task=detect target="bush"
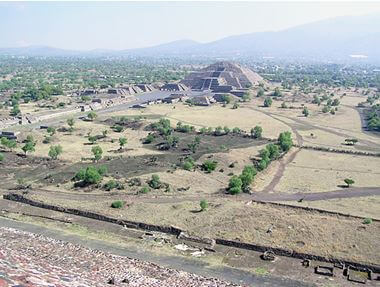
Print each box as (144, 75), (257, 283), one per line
(278, 131), (293, 152)
(228, 176), (242, 195)
(183, 157), (195, 171)
(344, 178), (355, 187)
(263, 97), (272, 107)
(143, 133), (155, 144)
(111, 200), (124, 209)
(257, 159), (268, 171)
(202, 160), (217, 173)
(112, 125), (124, 133)
(239, 165), (257, 192)
(104, 180), (123, 191)
(73, 166), (107, 186)
(0, 153), (3, 161)
(266, 143), (280, 160)
(48, 145), (63, 160)
(148, 174), (161, 189)
(139, 186), (150, 194)
(363, 218), (373, 224)
(91, 145), (103, 162)
(200, 199), (208, 211)
(251, 125), (263, 139)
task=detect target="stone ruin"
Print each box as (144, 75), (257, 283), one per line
(181, 61), (264, 94)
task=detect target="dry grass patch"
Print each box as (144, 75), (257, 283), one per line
(276, 150), (380, 193)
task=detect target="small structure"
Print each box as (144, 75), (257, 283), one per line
(315, 265), (334, 277)
(160, 83), (189, 92)
(162, 93), (189, 104)
(191, 95), (216, 106)
(0, 131), (20, 140)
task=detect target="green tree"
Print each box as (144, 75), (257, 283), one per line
(47, 126), (56, 136)
(87, 111), (97, 121)
(48, 145), (63, 160)
(183, 157), (195, 171)
(91, 145), (103, 162)
(119, 137), (127, 150)
(344, 178), (355, 187)
(200, 199), (208, 211)
(1, 137), (17, 151)
(251, 125), (263, 139)
(302, 107), (309, 117)
(273, 87), (282, 97)
(263, 97), (272, 107)
(22, 141), (35, 156)
(148, 174), (161, 189)
(278, 131), (293, 152)
(88, 135), (97, 144)
(67, 118), (75, 132)
(266, 143), (280, 160)
(143, 133), (155, 144)
(73, 166), (106, 185)
(202, 160), (217, 173)
(257, 87), (265, 97)
(239, 165), (257, 192)
(228, 176), (243, 195)
(111, 200), (124, 208)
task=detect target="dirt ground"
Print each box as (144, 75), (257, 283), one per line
(22, 191), (380, 266)
(286, 195), (380, 220)
(275, 149), (380, 193)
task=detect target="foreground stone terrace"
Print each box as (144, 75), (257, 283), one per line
(0, 227), (242, 287)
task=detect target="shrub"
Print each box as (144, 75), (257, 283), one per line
(232, 127), (241, 134)
(111, 200), (124, 209)
(257, 159), (268, 171)
(22, 142), (35, 155)
(251, 125), (263, 139)
(91, 145), (103, 162)
(202, 160), (217, 173)
(239, 166), (257, 192)
(200, 199), (208, 211)
(119, 137), (127, 149)
(228, 176), (242, 195)
(104, 180), (123, 191)
(47, 126), (56, 136)
(363, 218), (373, 224)
(143, 133), (155, 144)
(0, 153), (3, 161)
(232, 103), (239, 109)
(263, 97), (272, 107)
(183, 157), (195, 171)
(87, 111), (97, 121)
(278, 131), (293, 152)
(112, 125), (124, 133)
(344, 178), (355, 187)
(148, 174), (161, 189)
(266, 143), (280, 160)
(139, 186), (150, 194)
(73, 166), (106, 186)
(48, 145), (63, 160)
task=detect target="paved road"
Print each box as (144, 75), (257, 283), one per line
(0, 217), (314, 287)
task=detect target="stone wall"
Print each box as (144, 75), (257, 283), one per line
(4, 193), (379, 273)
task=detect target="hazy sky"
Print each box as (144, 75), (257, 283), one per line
(1, 1), (380, 50)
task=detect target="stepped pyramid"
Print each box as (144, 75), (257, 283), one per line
(181, 61), (263, 92)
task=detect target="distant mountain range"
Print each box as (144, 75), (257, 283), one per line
(1, 14), (380, 62)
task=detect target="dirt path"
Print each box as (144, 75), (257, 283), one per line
(251, 187), (380, 202)
(261, 147), (301, 193)
(9, 186), (379, 206)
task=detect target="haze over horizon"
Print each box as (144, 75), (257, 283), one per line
(1, 1), (380, 51)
